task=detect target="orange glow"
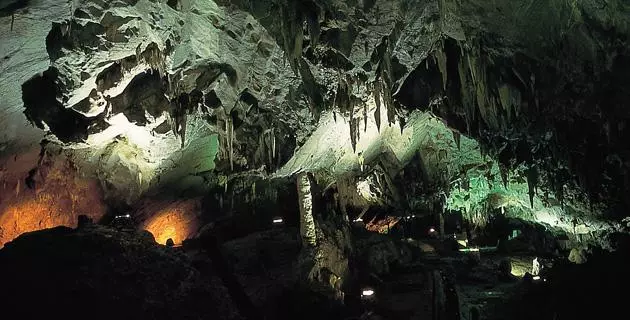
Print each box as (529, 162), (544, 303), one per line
(139, 199), (201, 245)
(365, 216), (402, 234)
(0, 150), (107, 247)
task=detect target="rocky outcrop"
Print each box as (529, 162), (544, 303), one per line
(0, 146), (106, 247)
(0, 224), (239, 319)
(21, 0), (303, 173)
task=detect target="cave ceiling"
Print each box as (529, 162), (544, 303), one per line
(1, 0), (630, 230)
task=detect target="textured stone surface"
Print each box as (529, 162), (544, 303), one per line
(0, 0), (68, 152)
(137, 197), (202, 245)
(0, 146), (106, 247)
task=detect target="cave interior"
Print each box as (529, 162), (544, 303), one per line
(1, 0), (630, 319)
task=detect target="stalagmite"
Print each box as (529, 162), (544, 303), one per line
(526, 166), (538, 208)
(349, 109), (357, 152)
(228, 118), (234, 171)
(297, 172), (317, 247)
(267, 131), (272, 167)
(499, 165), (509, 188)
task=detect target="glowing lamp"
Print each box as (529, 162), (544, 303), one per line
(272, 218), (284, 224)
(361, 289), (375, 297)
(533, 276), (541, 281)
(429, 227), (436, 233)
(353, 218), (363, 222)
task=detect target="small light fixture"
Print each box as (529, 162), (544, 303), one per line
(272, 218), (283, 224)
(532, 276), (541, 281)
(429, 227), (436, 233)
(353, 217), (363, 222)
(361, 289), (375, 297)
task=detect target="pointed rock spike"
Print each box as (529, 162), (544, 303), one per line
(453, 130), (461, 150)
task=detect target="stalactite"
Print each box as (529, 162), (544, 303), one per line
(363, 103), (368, 132)
(399, 116), (405, 134)
(526, 166), (539, 208)
(499, 164), (509, 188)
(374, 81), (381, 131)
(356, 117), (361, 143)
(436, 45), (448, 91)
(332, 70), (340, 115)
(267, 130), (273, 168)
(384, 82), (396, 125)
(349, 110), (357, 152)
(453, 130), (461, 150)
(227, 118), (234, 171)
(272, 128), (276, 163)
(305, 8), (320, 47)
(180, 113), (187, 148)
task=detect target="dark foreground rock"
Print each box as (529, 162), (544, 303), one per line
(0, 225), (239, 320)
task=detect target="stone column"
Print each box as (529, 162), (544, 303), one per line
(297, 172), (317, 247)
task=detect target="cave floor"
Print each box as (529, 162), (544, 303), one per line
(361, 238), (553, 320)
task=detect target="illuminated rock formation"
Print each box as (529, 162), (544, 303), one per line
(138, 198), (202, 245)
(0, 148), (106, 247)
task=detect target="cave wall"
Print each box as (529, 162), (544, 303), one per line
(0, 147), (107, 247)
(137, 197), (202, 245)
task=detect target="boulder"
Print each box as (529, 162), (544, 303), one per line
(568, 248), (588, 264)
